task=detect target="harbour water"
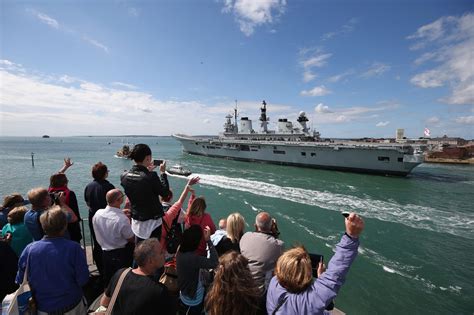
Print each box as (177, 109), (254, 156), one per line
(0, 136), (472, 314)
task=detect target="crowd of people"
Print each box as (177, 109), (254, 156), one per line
(0, 143), (365, 315)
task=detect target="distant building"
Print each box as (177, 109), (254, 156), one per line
(427, 135), (467, 146)
(396, 129), (405, 143)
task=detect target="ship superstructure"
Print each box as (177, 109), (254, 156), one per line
(173, 101), (423, 176)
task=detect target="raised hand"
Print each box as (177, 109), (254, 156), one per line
(345, 212), (365, 239)
(188, 176), (200, 186)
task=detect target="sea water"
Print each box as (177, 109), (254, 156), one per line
(0, 136), (472, 314)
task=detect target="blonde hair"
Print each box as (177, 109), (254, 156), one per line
(205, 251), (260, 315)
(187, 196), (206, 217)
(226, 213), (245, 243)
(275, 246), (313, 293)
(40, 206), (67, 237)
(7, 206), (28, 225)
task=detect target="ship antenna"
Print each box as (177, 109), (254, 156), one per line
(234, 100), (238, 133)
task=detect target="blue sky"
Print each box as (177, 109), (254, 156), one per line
(1, 0), (473, 138)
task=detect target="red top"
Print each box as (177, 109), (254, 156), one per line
(184, 194), (216, 256)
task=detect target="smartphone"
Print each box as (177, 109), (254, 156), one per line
(309, 253), (324, 277)
(342, 211), (350, 218)
(153, 159), (163, 166)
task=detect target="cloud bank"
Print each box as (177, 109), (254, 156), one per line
(408, 13), (474, 105)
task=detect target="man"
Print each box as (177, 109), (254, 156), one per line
(120, 144), (170, 242)
(23, 188), (51, 241)
(84, 162), (115, 277)
(24, 187), (78, 241)
(17, 207), (89, 314)
(93, 189), (134, 287)
(240, 212), (284, 292)
(100, 238), (174, 315)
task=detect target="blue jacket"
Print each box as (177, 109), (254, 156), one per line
(16, 237), (89, 313)
(266, 234), (359, 315)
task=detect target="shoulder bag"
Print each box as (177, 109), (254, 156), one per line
(89, 268), (131, 315)
(4, 256), (37, 315)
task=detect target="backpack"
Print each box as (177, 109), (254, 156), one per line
(162, 214), (183, 254)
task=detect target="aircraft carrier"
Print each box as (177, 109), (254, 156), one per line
(173, 101), (423, 176)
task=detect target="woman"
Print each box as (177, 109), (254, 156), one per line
(184, 195), (216, 256)
(215, 212), (245, 256)
(176, 225), (218, 314)
(160, 177), (200, 256)
(266, 213), (365, 315)
(49, 159), (82, 243)
(16, 207), (89, 314)
(205, 251), (261, 315)
(120, 143), (170, 242)
(0, 193), (27, 229)
(1, 206), (33, 257)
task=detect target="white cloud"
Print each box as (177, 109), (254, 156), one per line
(35, 12), (59, 29)
(426, 116), (440, 124)
(0, 60), (14, 66)
(303, 71), (316, 82)
(328, 69), (354, 83)
(203, 119), (211, 124)
(376, 121), (390, 127)
(0, 62), (294, 136)
(455, 115), (474, 124)
(408, 13), (474, 105)
(299, 49), (332, 82)
(312, 102), (397, 125)
(361, 62), (391, 78)
(407, 17), (446, 49)
(83, 36), (109, 54)
(322, 18), (358, 41)
(314, 103), (332, 113)
(222, 0), (287, 36)
(301, 85), (331, 97)
(28, 9), (110, 54)
(410, 69), (447, 88)
(301, 53), (332, 68)
(59, 75), (78, 84)
(111, 82), (137, 89)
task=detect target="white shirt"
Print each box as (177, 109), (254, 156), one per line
(93, 205), (134, 251)
(131, 218), (162, 239)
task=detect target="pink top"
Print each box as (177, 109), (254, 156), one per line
(160, 200), (183, 253)
(184, 195), (216, 256)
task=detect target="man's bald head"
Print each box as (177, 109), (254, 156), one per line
(106, 189), (125, 207)
(255, 212), (272, 232)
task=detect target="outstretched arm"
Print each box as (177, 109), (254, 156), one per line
(312, 213), (364, 311)
(160, 177), (200, 250)
(58, 157), (73, 174)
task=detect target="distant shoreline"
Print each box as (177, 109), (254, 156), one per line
(425, 157), (474, 165)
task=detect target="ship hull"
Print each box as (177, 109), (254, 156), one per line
(173, 134), (423, 176)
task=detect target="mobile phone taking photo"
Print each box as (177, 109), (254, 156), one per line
(153, 159), (163, 166)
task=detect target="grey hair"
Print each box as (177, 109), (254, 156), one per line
(134, 238), (160, 267)
(255, 212), (272, 232)
(40, 206), (67, 237)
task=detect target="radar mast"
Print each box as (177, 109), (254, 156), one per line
(259, 100), (270, 133)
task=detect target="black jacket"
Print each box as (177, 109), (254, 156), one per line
(120, 165), (170, 221)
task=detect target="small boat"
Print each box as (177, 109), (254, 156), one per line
(114, 145), (132, 159)
(167, 164), (192, 176)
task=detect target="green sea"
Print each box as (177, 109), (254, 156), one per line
(0, 136), (472, 314)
